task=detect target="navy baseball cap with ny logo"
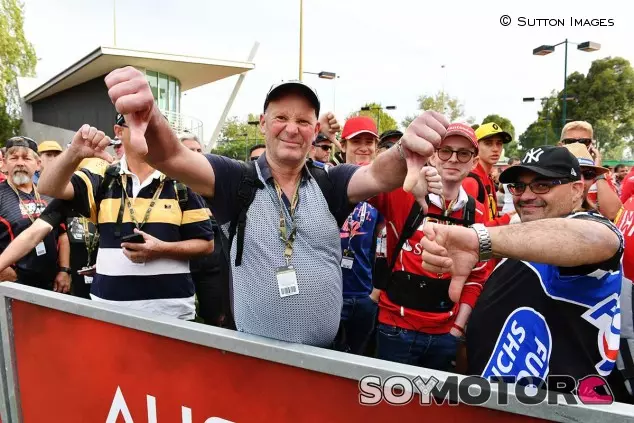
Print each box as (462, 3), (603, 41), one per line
(500, 145), (581, 183)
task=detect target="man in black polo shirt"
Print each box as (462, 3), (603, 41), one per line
(0, 137), (70, 292)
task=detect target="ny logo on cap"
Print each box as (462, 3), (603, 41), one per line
(523, 148), (545, 164)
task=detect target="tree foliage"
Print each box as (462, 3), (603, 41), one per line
(0, 0), (36, 143)
(347, 102), (398, 135)
(481, 114), (521, 158)
(402, 91), (474, 127)
(519, 57), (634, 160)
(212, 113), (264, 160)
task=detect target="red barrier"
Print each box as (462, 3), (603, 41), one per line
(10, 300), (544, 422)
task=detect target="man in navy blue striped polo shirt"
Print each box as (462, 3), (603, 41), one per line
(38, 117), (214, 320)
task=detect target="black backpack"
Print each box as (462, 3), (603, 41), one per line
(225, 159), (340, 266)
(373, 194), (476, 289)
(467, 171), (489, 204)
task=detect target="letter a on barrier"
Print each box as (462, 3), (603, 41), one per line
(106, 386), (134, 423)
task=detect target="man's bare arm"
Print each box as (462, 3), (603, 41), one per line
(142, 108), (216, 198)
(489, 217), (620, 266)
(347, 146), (406, 204)
(38, 149), (82, 199)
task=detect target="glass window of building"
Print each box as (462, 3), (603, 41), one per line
(146, 71), (159, 104)
(169, 77), (176, 112)
(158, 73), (168, 111)
(175, 83), (180, 113)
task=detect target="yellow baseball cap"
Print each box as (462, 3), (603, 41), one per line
(475, 123), (512, 144)
(38, 140), (63, 154)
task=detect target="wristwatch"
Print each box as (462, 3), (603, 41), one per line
(595, 174), (606, 181)
(470, 224), (492, 262)
(59, 267), (72, 275)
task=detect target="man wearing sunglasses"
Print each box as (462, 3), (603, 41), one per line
(561, 121), (622, 221)
(369, 123), (489, 371)
(564, 142), (622, 221)
(420, 145), (624, 397)
(248, 144), (266, 161)
(309, 133), (332, 164)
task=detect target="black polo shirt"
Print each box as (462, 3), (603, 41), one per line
(0, 181), (63, 288)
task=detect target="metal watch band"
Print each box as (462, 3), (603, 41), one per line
(471, 223), (492, 262)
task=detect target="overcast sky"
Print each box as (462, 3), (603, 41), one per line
(22, 0), (634, 144)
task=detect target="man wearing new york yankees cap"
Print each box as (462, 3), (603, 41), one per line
(419, 145), (625, 397)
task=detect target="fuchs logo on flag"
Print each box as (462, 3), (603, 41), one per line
(581, 293), (620, 376)
(481, 307), (552, 380)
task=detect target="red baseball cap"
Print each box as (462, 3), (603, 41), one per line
(341, 116), (378, 140)
(443, 123), (478, 151)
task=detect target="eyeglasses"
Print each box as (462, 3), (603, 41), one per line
(507, 179), (571, 195)
(582, 170), (597, 180)
(436, 148), (476, 163)
(250, 156), (259, 161)
(562, 138), (592, 147)
(315, 145), (332, 152)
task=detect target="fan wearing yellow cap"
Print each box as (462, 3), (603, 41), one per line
(35, 141), (63, 185)
(563, 142), (622, 221)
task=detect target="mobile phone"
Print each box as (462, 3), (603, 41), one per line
(77, 265), (96, 276)
(121, 233), (145, 244)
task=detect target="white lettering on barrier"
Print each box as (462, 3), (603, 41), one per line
(106, 386), (235, 423)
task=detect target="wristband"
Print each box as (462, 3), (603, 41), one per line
(59, 266), (72, 275)
(396, 139), (407, 161)
(595, 174), (606, 181)
(452, 323), (465, 335)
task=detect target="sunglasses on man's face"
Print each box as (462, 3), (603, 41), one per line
(250, 156), (259, 161)
(582, 170), (598, 180)
(316, 145), (332, 152)
(562, 138), (592, 147)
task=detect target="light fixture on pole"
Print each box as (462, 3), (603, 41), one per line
(360, 105), (397, 133)
(532, 39), (600, 131)
(304, 71), (340, 111)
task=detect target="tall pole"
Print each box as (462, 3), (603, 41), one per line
(377, 110), (381, 134)
(299, 0), (304, 80)
(244, 134), (248, 161)
(562, 39), (568, 131)
(113, 0), (117, 46)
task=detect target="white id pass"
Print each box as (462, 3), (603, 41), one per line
(341, 256), (354, 269)
(35, 241), (46, 256)
(84, 276), (93, 284)
(276, 265), (299, 298)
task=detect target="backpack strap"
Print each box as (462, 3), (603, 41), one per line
(467, 172), (487, 204)
(306, 159), (345, 225)
(387, 197), (427, 271)
(463, 195), (476, 226)
(172, 181), (188, 209)
(228, 161), (264, 266)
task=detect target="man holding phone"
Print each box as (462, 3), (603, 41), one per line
(38, 115), (214, 320)
(559, 121), (622, 220)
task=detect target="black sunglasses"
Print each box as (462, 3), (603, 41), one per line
(316, 145), (332, 152)
(250, 156), (259, 161)
(562, 138), (592, 147)
(436, 148), (476, 163)
(508, 179), (571, 195)
(582, 170), (598, 180)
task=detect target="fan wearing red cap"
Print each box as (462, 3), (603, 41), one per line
(340, 116), (379, 166)
(368, 122), (489, 372)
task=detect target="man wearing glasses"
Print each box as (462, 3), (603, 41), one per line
(309, 133), (332, 164)
(560, 121), (622, 221)
(420, 145), (624, 397)
(248, 144), (266, 161)
(369, 123), (489, 371)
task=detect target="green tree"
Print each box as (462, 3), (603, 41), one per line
(0, 0), (36, 142)
(402, 91), (474, 127)
(214, 113), (264, 159)
(524, 57), (634, 159)
(347, 102), (398, 135)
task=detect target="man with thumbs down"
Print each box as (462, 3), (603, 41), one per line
(58, 67), (442, 347)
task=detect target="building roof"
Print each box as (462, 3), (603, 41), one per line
(22, 46), (255, 102)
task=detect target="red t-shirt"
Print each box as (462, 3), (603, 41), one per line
(621, 169), (634, 203)
(462, 162), (511, 227)
(615, 198), (633, 285)
(369, 188), (490, 334)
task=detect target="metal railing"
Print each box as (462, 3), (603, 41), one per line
(161, 109), (203, 140)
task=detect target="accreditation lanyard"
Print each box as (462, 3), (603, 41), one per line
(121, 175), (165, 231)
(344, 202), (367, 256)
(81, 217), (99, 267)
(274, 179), (301, 266)
(8, 183), (41, 223)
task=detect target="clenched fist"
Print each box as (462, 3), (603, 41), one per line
(105, 66), (155, 156)
(400, 111), (449, 192)
(68, 125), (113, 163)
(318, 112), (342, 150)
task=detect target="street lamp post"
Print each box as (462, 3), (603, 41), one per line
(523, 96), (577, 144)
(304, 71), (339, 111)
(360, 105), (396, 133)
(247, 120), (259, 158)
(242, 132), (249, 161)
(532, 39), (600, 130)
